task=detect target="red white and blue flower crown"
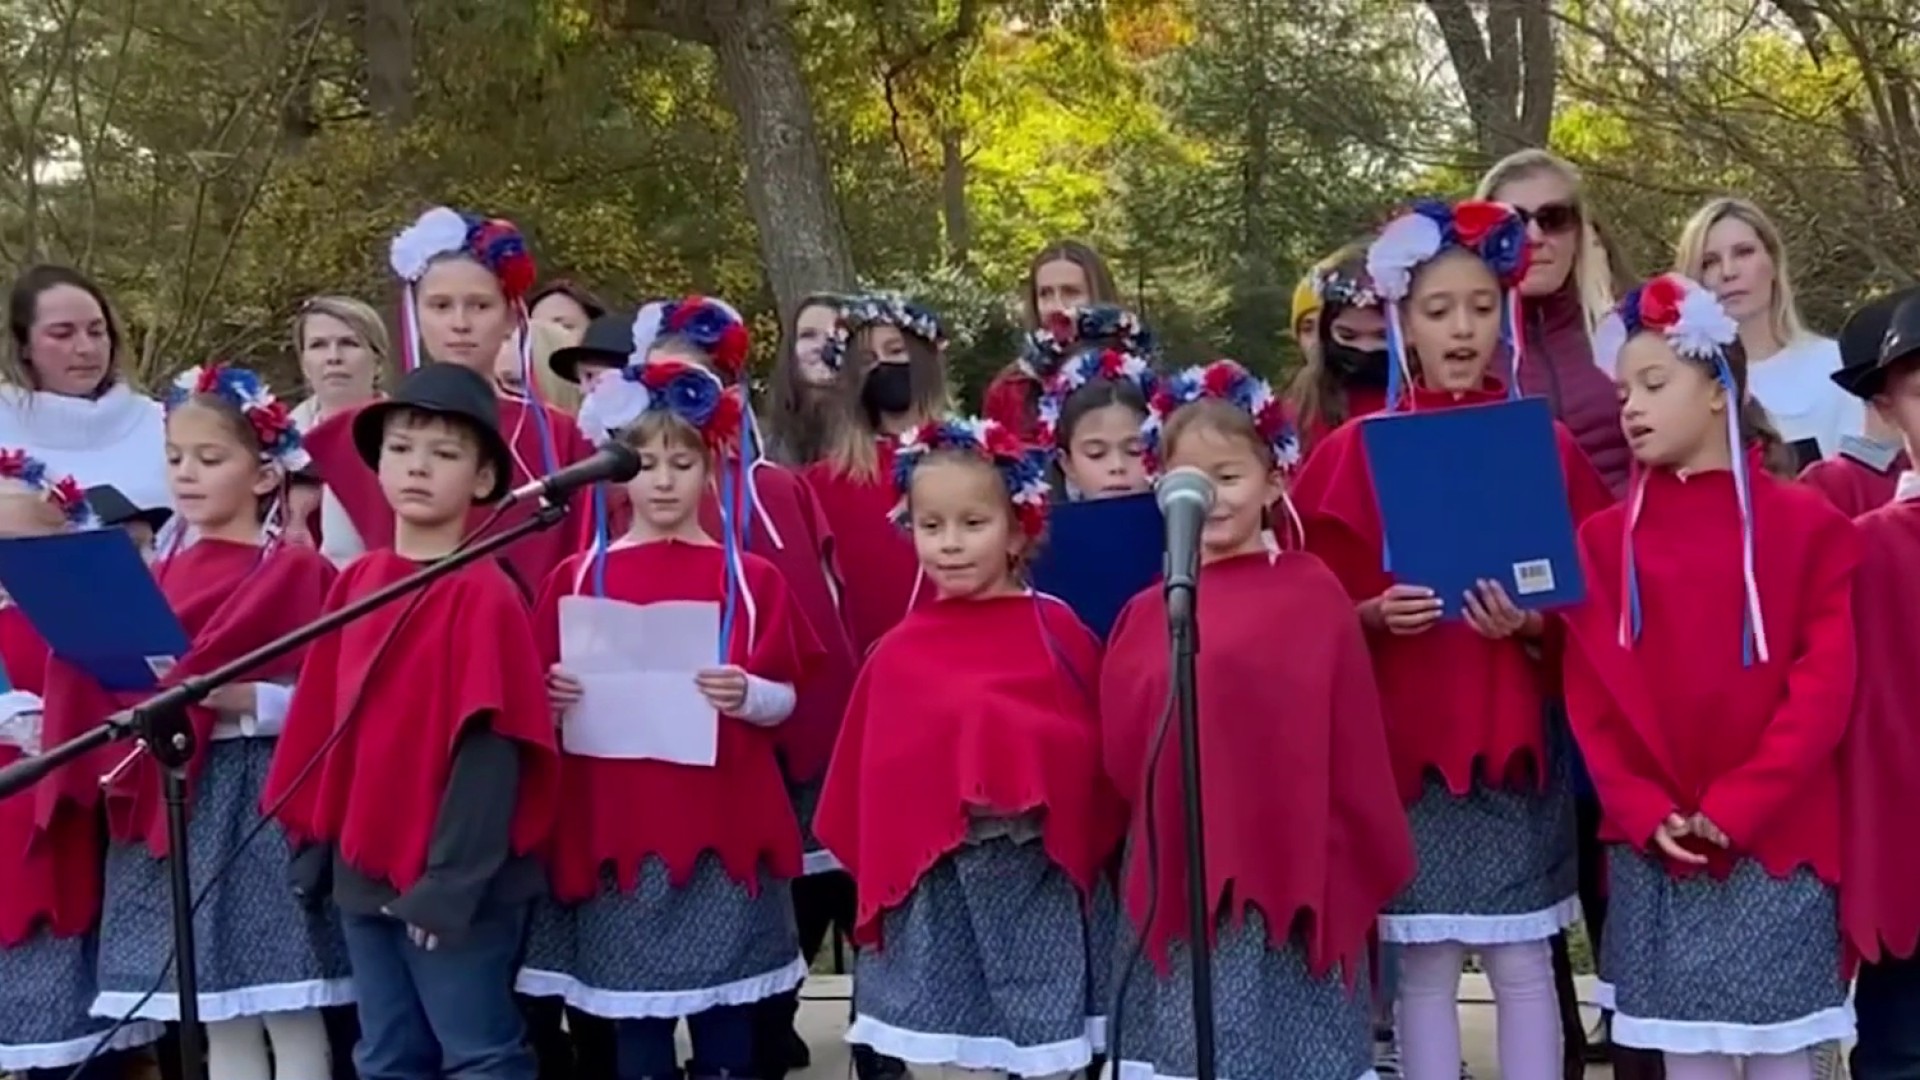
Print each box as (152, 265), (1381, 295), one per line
(1311, 264), (1381, 310)
(389, 206), (539, 378)
(891, 416), (1051, 540)
(844, 292), (946, 351)
(576, 358), (745, 452)
(1144, 360), (1300, 471)
(167, 364), (309, 473)
(1035, 347), (1160, 453)
(1017, 304), (1155, 381)
(0, 448), (94, 528)
(645, 295), (752, 378)
(1618, 273), (1739, 362)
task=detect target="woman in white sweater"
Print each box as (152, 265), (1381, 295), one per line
(0, 265), (168, 512)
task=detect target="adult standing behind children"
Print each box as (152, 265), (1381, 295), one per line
(981, 241), (1120, 438)
(289, 296), (391, 566)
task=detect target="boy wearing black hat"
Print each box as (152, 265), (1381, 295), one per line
(549, 308), (642, 386)
(263, 363), (560, 1080)
(1801, 288), (1917, 517)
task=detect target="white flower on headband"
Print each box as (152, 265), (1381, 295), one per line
(577, 372), (652, 447)
(1366, 212), (1444, 302)
(389, 207), (470, 283)
(1672, 282), (1740, 360)
(629, 302), (666, 366)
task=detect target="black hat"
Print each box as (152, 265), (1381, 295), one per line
(351, 364), (514, 503)
(549, 310), (636, 384)
(1845, 288), (1920, 401)
(1831, 287), (1920, 400)
(84, 485), (172, 532)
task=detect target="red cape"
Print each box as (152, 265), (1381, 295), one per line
(582, 463), (860, 782)
(814, 593), (1125, 946)
(263, 551), (561, 893)
(304, 395), (595, 594)
(1841, 498), (1920, 962)
(1799, 450), (1907, 519)
(1289, 382), (1616, 800)
(1562, 468), (1855, 886)
(34, 539), (335, 855)
(801, 453), (927, 655)
(1300, 384), (1389, 460)
(1102, 553), (1413, 976)
(535, 541), (823, 903)
(982, 367), (1041, 440)
(1, 606), (99, 945)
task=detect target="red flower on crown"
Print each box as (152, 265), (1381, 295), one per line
(1451, 200), (1510, 248)
(1638, 274), (1687, 332)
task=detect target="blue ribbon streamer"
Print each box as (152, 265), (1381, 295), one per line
(717, 465), (740, 665)
(589, 483), (609, 597)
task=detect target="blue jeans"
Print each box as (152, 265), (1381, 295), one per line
(615, 1004), (755, 1080)
(1854, 953), (1920, 1080)
(339, 905), (537, 1080)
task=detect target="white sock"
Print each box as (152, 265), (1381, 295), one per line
(263, 1008), (332, 1080)
(206, 1017), (270, 1080)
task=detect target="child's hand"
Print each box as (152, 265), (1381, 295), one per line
(1372, 584), (1443, 636)
(1652, 812), (1709, 866)
(695, 666), (749, 714)
(381, 906), (440, 951)
(1463, 579), (1536, 640)
(547, 666), (584, 711)
(1687, 813), (1730, 849)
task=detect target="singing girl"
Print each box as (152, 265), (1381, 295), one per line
(1562, 273), (1856, 1079)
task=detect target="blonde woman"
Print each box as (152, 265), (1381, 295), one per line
(493, 321), (582, 415)
(1674, 197), (1865, 462)
(287, 296), (389, 563)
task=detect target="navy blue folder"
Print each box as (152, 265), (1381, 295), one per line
(1029, 492), (1163, 639)
(1358, 397), (1585, 617)
(0, 530), (189, 691)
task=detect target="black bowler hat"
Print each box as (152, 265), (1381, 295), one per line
(84, 485), (172, 532)
(351, 364), (514, 503)
(1849, 289), (1920, 402)
(549, 310), (636, 384)
(1831, 287), (1920, 400)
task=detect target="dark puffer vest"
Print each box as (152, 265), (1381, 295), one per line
(1513, 286), (1632, 496)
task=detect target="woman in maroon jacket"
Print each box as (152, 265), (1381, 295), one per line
(1478, 147), (1645, 1080)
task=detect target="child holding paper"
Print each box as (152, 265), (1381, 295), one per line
(29, 365), (346, 1080)
(264, 362), (560, 1080)
(1289, 199), (1614, 1080)
(0, 455), (164, 1080)
(1799, 288), (1915, 518)
(1031, 309), (1159, 500)
(815, 416), (1125, 1080)
(1838, 290), (1920, 1079)
(1561, 273), (1857, 1078)
(523, 357), (822, 1080)
(801, 293), (951, 654)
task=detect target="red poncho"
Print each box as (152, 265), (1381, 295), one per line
(1799, 450), (1906, 520)
(802, 450), (927, 655)
(0, 605), (97, 946)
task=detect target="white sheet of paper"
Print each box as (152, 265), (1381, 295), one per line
(557, 595), (721, 766)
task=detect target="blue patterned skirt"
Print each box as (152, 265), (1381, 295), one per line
(94, 739), (353, 1023)
(1381, 710), (1580, 945)
(1, 929), (164, 1071)
(1110, 906), (1375, 1080)
(1603, 849), (1854, 1055)
(516, 852), (804, 1020)
(850, 837), (1099, 1077)
(787, 775), (840, 876)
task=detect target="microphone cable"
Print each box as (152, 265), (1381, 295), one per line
(62, 498), (520, 1080)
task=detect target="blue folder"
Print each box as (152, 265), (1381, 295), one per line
(1358, 397), (1585, 617)
(0, 530), (189, 691)
(1029, 492), (1163, 639)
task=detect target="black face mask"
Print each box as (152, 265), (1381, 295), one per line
(1323, 343), (1391, 389)
(862, 363), (915, 416)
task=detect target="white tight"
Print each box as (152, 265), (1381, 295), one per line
(1664, 1050), (1814, 1080)
(919, 1069), (1076, 1079)
(1397, 939), (1562, 1080)
(204, 1009), (332, 1080)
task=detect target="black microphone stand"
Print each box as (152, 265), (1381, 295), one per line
(0, 497), (571, 1080)
(1165, 578), (1216, 1080)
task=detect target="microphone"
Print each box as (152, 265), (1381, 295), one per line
(1156, 466), (1214, 594)
(507, 443), (643, 504)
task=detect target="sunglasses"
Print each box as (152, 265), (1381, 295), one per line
(1517, 201), (1582, 235)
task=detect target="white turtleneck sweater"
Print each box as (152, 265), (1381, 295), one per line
(0, 382), (169, 511)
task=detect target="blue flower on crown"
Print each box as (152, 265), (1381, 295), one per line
(844, 292), (946, 350)
(890, 416), (1051, 539)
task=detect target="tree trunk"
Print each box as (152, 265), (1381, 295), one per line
(940, 126), (969, 268)
(280, 0), (329, 147)
(362, 0), (414, 127)
(1426, 0), (1556, 163)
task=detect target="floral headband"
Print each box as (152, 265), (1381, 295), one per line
(1367, 199), (1531, 408)
(0, 449), (94, 528)
(389, 206), (539, 375)
(648, 295), (752, 379)
(891, 416), (1050, 541)
(1144, 359), (1300, 471)
(844, 292), (946, 352)
(1614, 273), (1767, 666)
(1312, 264), (1380, 310)
(1035, 347), (1160, 453)
(1018, 304), (1155, 381)
(576, 358), (744, 452)
(167, 364), (309, 473)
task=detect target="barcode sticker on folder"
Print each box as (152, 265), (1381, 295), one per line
(1513, 559), (1555, 596)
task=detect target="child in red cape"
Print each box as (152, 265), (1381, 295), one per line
(263, 362), (559, 1080)
(800, 293), (951, 656)
(31, 367), (346, 1080)
(815, 416), (1124, 1080)
(519, 355), (825, 1080)
(300, 207), (595, 593)
(1031, 307), (1160, 502)
(764, 292), (850, 468)
(1563, 273), (1856, 1078)
(1289, 199), (1615, 1080)
(1800, 287), (1916, 518)
(1286, 251), (1392, 457)
(0, 457), (166, 1077)
(1833, 291), (1920, 1079)
(1100, 360), (1412, 1080)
